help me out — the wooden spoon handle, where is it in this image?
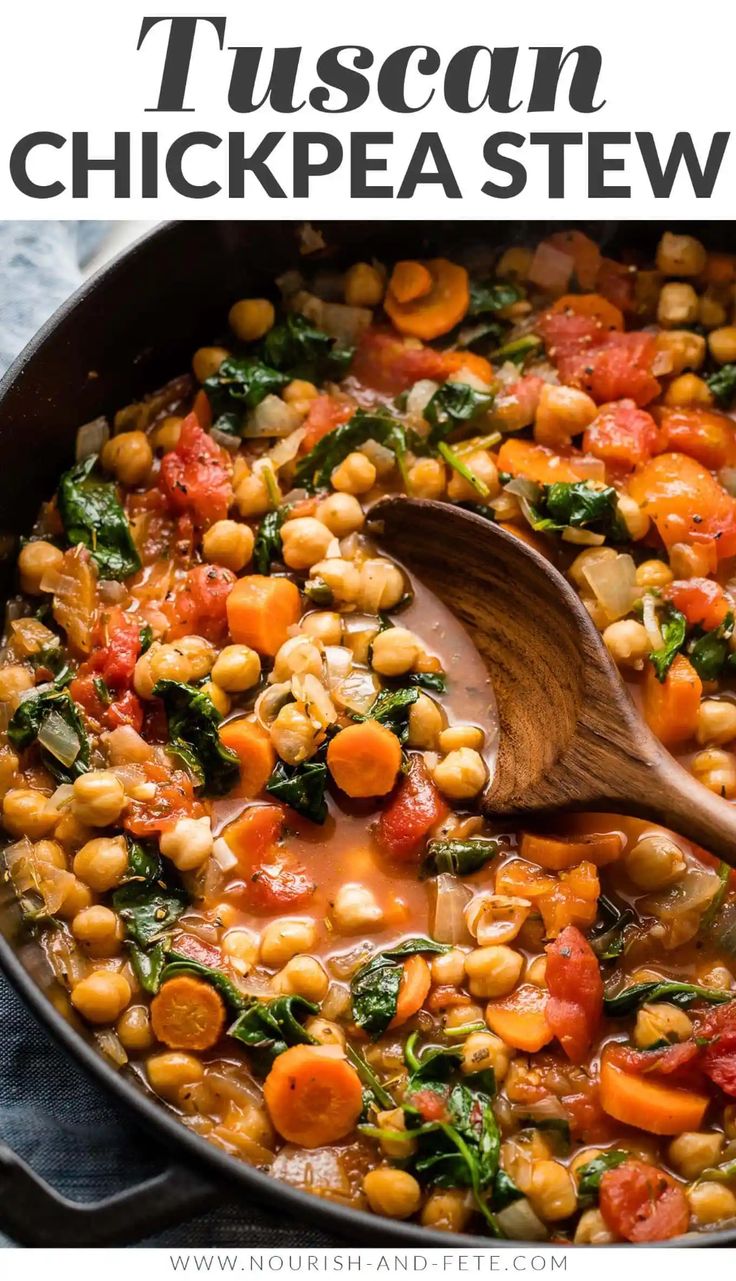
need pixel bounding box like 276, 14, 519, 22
624, 750, 736, 867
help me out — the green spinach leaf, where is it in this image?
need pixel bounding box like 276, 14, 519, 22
153, 679, 240, 796
424, 383, 494, 444
707, 364, 736, 408
129, 940, 166, 994
354, 686, 419, 743
469, 281, 525, 316
204, 355, 288, 433
294, 410, 406, 492
31, 643, 72, 688
351, 938, 449, 1037
604, 980, 733, 1017
408, 671, 447, 694
537, 482, 625, 538
346, 1044, 396, 1110
262, 314, 354, 381
8, 687, 90, 781
421, 837, 499, 879
650, 607, 687, 682
57, 455, 141, 580
688, 627, 732, 682
489, 334, 543, 366
229, 994, 318, 1071
266, 755, 328, 825
253, 505, 289, 575
588, 894, 636, 962
576, 1150, 629, 1205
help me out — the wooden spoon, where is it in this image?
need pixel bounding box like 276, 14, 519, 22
372, 496, 736, 866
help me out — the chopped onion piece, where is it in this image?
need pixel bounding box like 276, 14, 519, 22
47, 783, 74, 812
210, 795, 249, 837
581, 551, 638, 621
293, 290, 371, 345
642, 593, 664, 651
332, 668, 379, 715
406, 379, 439, 419
255, 682, 292, 729
292, 672, 337, 727
211, 428, 241, 454
104, 725, 153, 765
95, 1029, 128, 1068
323, 645, 353, 690
98, 579, 127, 603
244, 395, 303, 439
37, 710, 81, 767
212, 836, 239, 872
75, 417, 109, 461
268, 427, 306, 471
495, 1198, 549, 1242
359, 438, 396, 477
430, 873, 474, 945
561, 527, 605, 546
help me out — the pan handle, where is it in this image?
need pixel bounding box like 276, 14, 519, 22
0, 1140, 219, 1246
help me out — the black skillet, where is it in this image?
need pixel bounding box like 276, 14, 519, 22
0, 220, 732, 1247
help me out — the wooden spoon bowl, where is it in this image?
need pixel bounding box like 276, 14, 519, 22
372, 496, 736, 866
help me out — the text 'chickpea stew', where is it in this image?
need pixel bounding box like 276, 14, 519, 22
6, 229, 736, 1243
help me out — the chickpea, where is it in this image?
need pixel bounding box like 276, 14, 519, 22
724, 1104, 736, 1140
310, 558, 362, 604
34, 838, 67, 870
438, 725, 484, 753
419, 1188, 472, 1233
222, 928, 259, 974
283, 379, 319, 406
656, 232, 707, 277
369, 626, 419, 677
534, 384, 597, 447
655, 330, 706, 376
73, 835, 128, 892
574, 1209, 616, 1245
358, 559, 406, 611
525, 956, 547, 987
569, 545, 617, 590
658, 282, 699, 328
101, 431, 153, 487
71, 770, 126, 827
602, 619, 650, 669
270, 703, 318, 765
430, 948, 467, 987
272, 636, 323, 682
228, 298, 274, 342
374, 1107, 417, 1160
160, 816, 213, 872
0, 664, 33, 707
235, 470, 274, 519
634, 1002, 693, 1049
332, 883, 384, 934
699, 293, 727, 330
301, 611, 342, 646
363, 1169, 422, 1220
444, 1003, 485, 1030
260, 918, 318, 967
688, 1181, 736, 1225
192, 346, 229, 383
147, 1051, 205, 1102
693, 748, 736, 798
200, 681, 229, 717
331, 451, 377, 495
408, 457, 446, 499
2, 788, 55, 839
306, 1017, 346, 1050
697, 699, 736, 747
273, 955, 328, 1002
71, 970, 131, 1024
152, 415, 183, 452
18, 540, 64, 595
465, 945, 523, 998
617, 494, 650, 541
407, 694, 443, 750
624, 833, 686, 891
0, 748, 19, 799
202, 519, 254, 572
635, 559, 674, 590
315, 492, 365, 537
134, 636, 214, 698
446, 451, 501, 504
117, 1004, 154, 1052
461, 1031, 514, 1082
58, 877, 94, 918
702, 964, 734, 989
668, 1131, 723, 1181
669, 541, 714, 580
433, 748, 487, 800
663, 373, 714, 407
344, 262, 384, 307
72, 905, 123, 956
497, 245, 533, 280
528, 1160, 577, 1221
211, 644, 261, 692
281, 516, 334, 570
709, 326, 736, 366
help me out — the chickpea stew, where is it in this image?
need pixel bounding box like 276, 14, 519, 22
6, 229, 736, 1243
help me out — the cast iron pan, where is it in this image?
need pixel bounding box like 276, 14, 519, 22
0, 220, 732, 1247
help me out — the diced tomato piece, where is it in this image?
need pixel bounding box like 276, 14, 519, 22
166, 563, 235, 642
605, 1041, 703, 1086
124, 765, 202, 835
543, 231, 602, 290
376, 754, 448, 860
411, 1087, 449, 1123
539, 861, 600, 938
351, 329, 489, 396
545, 926, 603, 1063
655, 406, 736, 471
700, 1002, 736, 1097
665, 578, 731, 631
159, 413, 232, 528
563, 1086, 617, 1145
538, 313, 660, 407
596, 257, 637, 314
245, 858, 316, 913
96, 609, 142, 689
599, 1160, 690, 1243
300, 394, 354, 453
629, 452, 736, 560
105, 689, 144, 732
583, 400, 660, 470
173, 933, 223, 967
69, 672, 144, 734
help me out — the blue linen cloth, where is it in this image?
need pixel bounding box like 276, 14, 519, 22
0, 222, 338, 1248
